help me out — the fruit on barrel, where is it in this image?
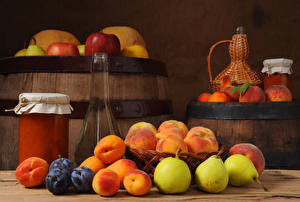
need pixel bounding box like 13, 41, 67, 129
265, 85, 292, 102
125, 127, 157, 151
46, 168, 71, 195
101, 26, 146, 50
77, 44, 85, 56
239, 86, 266, 102
15, 157, 49, 187
156, 134, 188, 154
224, 154, 267, 191
80, 156, 106, 174
229, 143, 265, 175
71, 166, 95, 193
121, 44, 149, 59
85, 32, 120, 56
184, 127, 218, 154
220, 75, 232, 91
197, 93, 211, 102
49, 158, 74, 176
224, 86, 240, 101
25, 44, 45, 56
208, 91, 230, 102
195, 155, 228, 193
46, 42, 80, 56
154, 156, 191, 194
123, 169, 152, 196
158, 120, 188, 139
106, 159, 137, 188
92, 168, 120, 196
94, 135, 126, 164
29, 29, 80, 51
14, 49, 27, 56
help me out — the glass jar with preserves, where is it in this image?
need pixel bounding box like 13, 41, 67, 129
10, 93, 73, 164
262, 58, 293, 91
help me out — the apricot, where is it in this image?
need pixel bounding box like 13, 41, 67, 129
239, 86, 266, 102
94, 135, 126, 164
158, 120, 188, 138
184, 127, 218, 154
107, 159, 137, 188
15, 157, 49, 187
125, 128, 157, 150
92, 168, 120, 196
208, 91, 230, 102
197, 93, 211, 102
80, 156, 106, 174
265, 85, 292, 102
156, 135, 188, 154
123, 169, 152, 196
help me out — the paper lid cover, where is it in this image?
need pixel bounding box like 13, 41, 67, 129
262, 58, 293, 75
9, 93, 73, 115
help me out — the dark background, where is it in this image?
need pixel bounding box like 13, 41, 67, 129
1, 0, 299, 121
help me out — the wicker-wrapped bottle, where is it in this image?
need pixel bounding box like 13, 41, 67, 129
207, 26, 262, 91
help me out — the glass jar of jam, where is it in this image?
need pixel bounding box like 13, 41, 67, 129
262, 58, 293, 91
12, 93, 73, 165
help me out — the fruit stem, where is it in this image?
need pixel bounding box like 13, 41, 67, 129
254, 177, 268, 192
32, 37, 36, 45
175, 148, 182, 159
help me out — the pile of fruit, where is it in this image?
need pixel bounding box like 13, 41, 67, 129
15, 120, 267, 197
14, 26, 149, 59
198, 75, 292, 102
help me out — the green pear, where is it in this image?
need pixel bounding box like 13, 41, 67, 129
14, 48, 27, 56
195, 155, 228, 193
224, 154, 267, 191
154, 156, 191, 194
25, 44, 45, 56
77, 44, 85, 56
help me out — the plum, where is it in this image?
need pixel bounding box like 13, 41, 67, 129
49, 158, 73, 175
71, 166, 95, 192
46, 168, 71, 195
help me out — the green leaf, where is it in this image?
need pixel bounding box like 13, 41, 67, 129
230, 86, 240, 95
239, 83, 251, 95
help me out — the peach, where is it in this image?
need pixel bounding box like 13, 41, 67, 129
80, 156, 107, 174
107, 159, 137, 187
94, 135, 126, 164
220, 75, 232, 91
239, 86, 266, 102
15, 157, 49, 187
265, 85, 292, 102
197, 93, 211, 102
156, 127, 185, 140
208, 91, 230, 102
125, 128, 157, 150
229, 143, 265, 175
92, 168, 120, 196
127, 122, 157, 136
224, 86, 240, 101
123, 169, 152, 196
158, 120, 188, 138
156, 134, 188, 154
184, 127, 218, 154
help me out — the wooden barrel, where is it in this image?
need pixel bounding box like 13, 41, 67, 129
187, 100, 300, 169
0, 56, 172, 169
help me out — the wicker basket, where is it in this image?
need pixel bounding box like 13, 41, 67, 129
125, 144, 225, 178
207, 34, 262, 92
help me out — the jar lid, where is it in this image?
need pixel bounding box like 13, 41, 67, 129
8, 93, 73, 115
262, 58, 293, 75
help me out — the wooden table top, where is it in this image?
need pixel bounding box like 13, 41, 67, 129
1, 169, 300, 201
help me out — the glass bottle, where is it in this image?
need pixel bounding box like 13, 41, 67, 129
75, 52, 120, 165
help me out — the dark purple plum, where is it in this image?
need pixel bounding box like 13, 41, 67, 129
49, 158, 73, 175
71, 166, 95, 193
46, 168, 71, 195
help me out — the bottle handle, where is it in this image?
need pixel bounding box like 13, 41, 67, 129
207, 40, 232, 84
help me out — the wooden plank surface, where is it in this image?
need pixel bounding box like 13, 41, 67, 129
1, 170, 300, 201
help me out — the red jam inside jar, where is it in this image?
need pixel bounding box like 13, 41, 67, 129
263, 73, 291, 91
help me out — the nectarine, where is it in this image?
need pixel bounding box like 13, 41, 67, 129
156, 135, 188, 154
265, 85, 292, 102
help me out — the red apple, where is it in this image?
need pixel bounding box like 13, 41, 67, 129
85, 32, 120, 56
46, 42, 80, 56
229, 143, 265, 175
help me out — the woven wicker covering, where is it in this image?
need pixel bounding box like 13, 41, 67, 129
125, 144, 225, 179
208, 34, 262, 92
